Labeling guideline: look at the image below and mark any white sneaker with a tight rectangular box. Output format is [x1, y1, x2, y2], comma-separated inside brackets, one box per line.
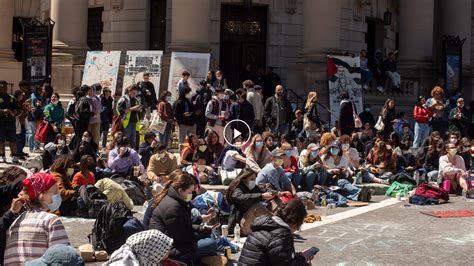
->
[376, 86, 384, 93]
[0, 156, 6, 163]
[12, 156, 20, 164]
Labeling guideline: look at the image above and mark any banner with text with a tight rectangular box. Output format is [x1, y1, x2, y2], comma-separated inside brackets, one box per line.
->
[122, 50, 163, 96]
[327, 55, 363, 126]
[82, 51, 121, 95]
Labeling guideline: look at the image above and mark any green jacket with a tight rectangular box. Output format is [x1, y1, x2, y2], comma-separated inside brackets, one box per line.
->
[43, 103, 65, 128]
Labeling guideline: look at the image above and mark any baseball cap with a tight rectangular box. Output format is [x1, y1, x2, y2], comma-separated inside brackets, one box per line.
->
[25, 244, 84, 266]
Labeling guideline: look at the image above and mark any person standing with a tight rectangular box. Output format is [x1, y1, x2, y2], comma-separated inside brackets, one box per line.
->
[177, 71, 191, 98]
[173, 87, 196, 145]
[100, 87, 114, 149]
[264, 85, 293, 135]
[137, 72, 158, 121]
[205, 88, 229, 145]
[413, 96, 433, 148]
[193, 80, 212, 138]
[0, 81, 19, 163]
[75, 85, 93, 147]
[157, 91, 174, 147]
[215, 70, 228, 91]
[87, 83, 102, 145]
[449, 98, 470, 137]
[264, 66, 281, 100]
[381, 99, 396, 139]
[338, 92, 357, 136]
[427, 86, 448, 138]
[27, 86, 44, 152]
[245, 81, 264, 134]
[359, 104, 375, 127]
[230, 88, 255, 136]
[117, 85, 142, 148]
[13, 90, 30, 159]
[43, 93, 64, 144]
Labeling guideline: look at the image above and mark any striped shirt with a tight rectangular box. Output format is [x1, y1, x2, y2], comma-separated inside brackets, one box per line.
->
[4, 209, 70, 265]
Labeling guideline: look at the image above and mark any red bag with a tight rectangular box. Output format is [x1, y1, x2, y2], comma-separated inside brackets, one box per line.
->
[111, 115, 123, 135]
[34, 120, 50, 144]
[414, 184, 449, 202]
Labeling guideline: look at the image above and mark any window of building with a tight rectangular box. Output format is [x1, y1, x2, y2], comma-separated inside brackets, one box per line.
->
[87, 7, 103, 50]
[149, 0, 167, 51]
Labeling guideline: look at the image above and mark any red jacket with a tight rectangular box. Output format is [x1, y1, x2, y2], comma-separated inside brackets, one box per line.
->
[413, 105, 433, 124]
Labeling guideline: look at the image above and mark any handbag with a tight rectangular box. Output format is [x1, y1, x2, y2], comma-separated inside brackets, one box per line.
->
[352, 102, 362, 129]
[34, 120, 50, 143]
[111, 114, 123, 135]
[374, 116, 385, 131]
[149, 111, 167, 134]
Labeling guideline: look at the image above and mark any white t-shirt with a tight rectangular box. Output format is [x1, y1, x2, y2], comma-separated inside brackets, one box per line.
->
[222, 150, 240, 170]
[343, 147, 360, 167]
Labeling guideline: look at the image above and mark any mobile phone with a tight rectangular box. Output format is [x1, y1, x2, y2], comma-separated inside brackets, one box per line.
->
[302, 247, 319, 259]
[100, 153, 108, 160]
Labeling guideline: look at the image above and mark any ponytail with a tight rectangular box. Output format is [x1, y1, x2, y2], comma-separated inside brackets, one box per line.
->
[152, 179, 173, 209]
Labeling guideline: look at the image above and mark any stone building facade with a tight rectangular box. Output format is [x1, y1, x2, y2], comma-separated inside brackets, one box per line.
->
[0, 0, 472, 122]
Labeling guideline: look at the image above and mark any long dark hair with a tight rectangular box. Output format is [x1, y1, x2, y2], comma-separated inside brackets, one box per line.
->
[152, 172, 195, 208]
[225, 168, 257, 204]
[276, 199, 307, 229]
[51, 157, 74, 176]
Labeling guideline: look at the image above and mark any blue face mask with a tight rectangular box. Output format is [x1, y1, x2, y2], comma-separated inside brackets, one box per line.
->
[255, 141, 264, 148]
[330, 148, 340, 155]
[223, 95, 230, 101]
[310, 150, 318, 158]
[285, 150, 293, 157]
[47, 194, 62, 212]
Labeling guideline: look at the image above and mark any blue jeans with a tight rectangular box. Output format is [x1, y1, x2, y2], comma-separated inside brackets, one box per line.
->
[16, 124, 26, 155]
[285, 171, 302, 189]
[27, 121, 40, 151]
[158, 123, 172, 147]
[413, 122, 431, 148]
[336, 179, 361, 201]
[124, 122, 137, 147]
[324, 191, 348, 207]
[305, 169, 327, 191]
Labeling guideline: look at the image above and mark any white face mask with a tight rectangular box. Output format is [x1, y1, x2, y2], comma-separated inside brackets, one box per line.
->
[247, 180, 256, 190]
[462, 147, 470, 153]
[341, 143, 350, 151]
[67, 168, 74, 177]
[51, 100, 59, 106]
[165, 96, 172, 102]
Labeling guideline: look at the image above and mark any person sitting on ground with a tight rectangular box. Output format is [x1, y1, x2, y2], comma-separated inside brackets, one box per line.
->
[397, 140, 417, 174]
[226, 168, 274, 236]
[281, 142, 302, 190]
[245, 134, 273, 172]
[298, 143, 327, 191]
[422, 139, 445, 184]
[422, 131, 442, 152]
[195, 138, 214, 165]
[263, 132, 277, 152]
[72, 133, 97, 164]
[147, 144, 179, 183]
[108, 137, 145, 177]
[95, 178, 134, 210]
[138, 131, 158, 169]
[149, 172, 218, 264]
[0, 166, 28, 215]
[340, 135, 360, 170]
[43, 134, 70, 170]
[458, 137, 472, 171]
[185, 153, 217, 185]
[319, 132, 337, 156]
[180, 133, 198, 165]
[439, 143, 471, 195]
[219, 136, 247, 170]
[206, 129, 224, 165]
[71, 155, 96, 189]
[256, 149, 297, 195]
[239, 199, 313, 265]
[79, 130, 99, 154]
[105, 230, 174, 266]
[362, 141, 396, 185]
[50, 157, 78, 216]
[4, 173, 70, 264]
[25, 244, 84, 266]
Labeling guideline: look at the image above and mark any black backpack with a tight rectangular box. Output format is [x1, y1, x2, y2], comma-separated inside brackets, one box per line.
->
[77, 185, 108, 218]
[89, 201, 133, 254]
[110, 175, 146, 206]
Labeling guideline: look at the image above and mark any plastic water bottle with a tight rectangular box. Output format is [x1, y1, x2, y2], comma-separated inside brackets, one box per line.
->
[403, 186, 408, 201]
[414, 171, 420, 186]
[234, 224, 241, 243]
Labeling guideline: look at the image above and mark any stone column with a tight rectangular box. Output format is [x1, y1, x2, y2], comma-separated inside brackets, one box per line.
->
[50, 0, 89, 59]
[398, 0, 435, 69]
[168, 0, 210, 52]
[0, 0, 15, 61]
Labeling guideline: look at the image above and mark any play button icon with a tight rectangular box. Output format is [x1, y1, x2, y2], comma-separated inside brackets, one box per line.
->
[223, 119, 251, 147]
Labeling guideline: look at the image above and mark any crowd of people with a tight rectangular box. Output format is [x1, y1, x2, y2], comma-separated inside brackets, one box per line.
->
[0, 66, 473, 265]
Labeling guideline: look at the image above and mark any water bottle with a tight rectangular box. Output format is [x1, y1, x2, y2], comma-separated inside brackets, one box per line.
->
[414, 171, 420, 186]
[234, 224, 241, 243]
[403, 186, 408, 201]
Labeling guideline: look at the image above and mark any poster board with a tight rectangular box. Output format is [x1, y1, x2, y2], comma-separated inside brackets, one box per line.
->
[122, 50, 163, 96]
[327, 55, 363, 126]
[168, 52, 211, 101]
[82, 51, 121, 95]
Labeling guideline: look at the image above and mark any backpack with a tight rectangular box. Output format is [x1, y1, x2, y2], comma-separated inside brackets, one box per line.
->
[89, 201, 141, 254]
[385, 181, 414, 197]
[77, 185, 108, 218]
[414, 184, 449, 202]
[110, 175, 146, 205]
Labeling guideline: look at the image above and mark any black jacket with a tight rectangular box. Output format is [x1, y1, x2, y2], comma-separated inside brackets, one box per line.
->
[339, 100, 356, 136]
[227, 181, 263, 233]
[230, 100, 255, 132]
[138, 141, 155, 169]
[239, 215, 306, 266]
[173, 98, 196, 126]
[100, 95, 114, 125]
[149, 187, 206, 258]
[359, 110, 375, 127]
[264, 95, 293, 128]
[0, 182, 23, 216]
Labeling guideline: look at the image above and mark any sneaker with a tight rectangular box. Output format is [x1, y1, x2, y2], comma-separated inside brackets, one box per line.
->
[12, 156, 20, 164]
[0, 156, 6, 163]
[376, 86, 384, 93]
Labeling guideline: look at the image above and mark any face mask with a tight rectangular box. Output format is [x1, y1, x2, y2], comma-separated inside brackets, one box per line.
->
[165, 96, 172, 102]
[341, 144, 350, 151]
[311, 150, 318, 158]
[448, 149, 457, 156]
[199, 145, 207, 152]
[184, 193, 193, 202]
[58, 140, 65, 146]
[462, 147, 470, 153]
[330, 148, 340, 155]
[47, 194, 62, 212]
[365, 108, 370, 112]
[82, 137, 91, 143]
[255, 141, 264, 148]
[67, 168, 74, 177]
[449, 138, 458, 144]
[274, 159, 284, 167]
[285, 150, 293, 157]
[218, 94, 225, 100]
[247, 180, 256, 190]
[51, 100, 58, 106]
[223, 95, 230, 101]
